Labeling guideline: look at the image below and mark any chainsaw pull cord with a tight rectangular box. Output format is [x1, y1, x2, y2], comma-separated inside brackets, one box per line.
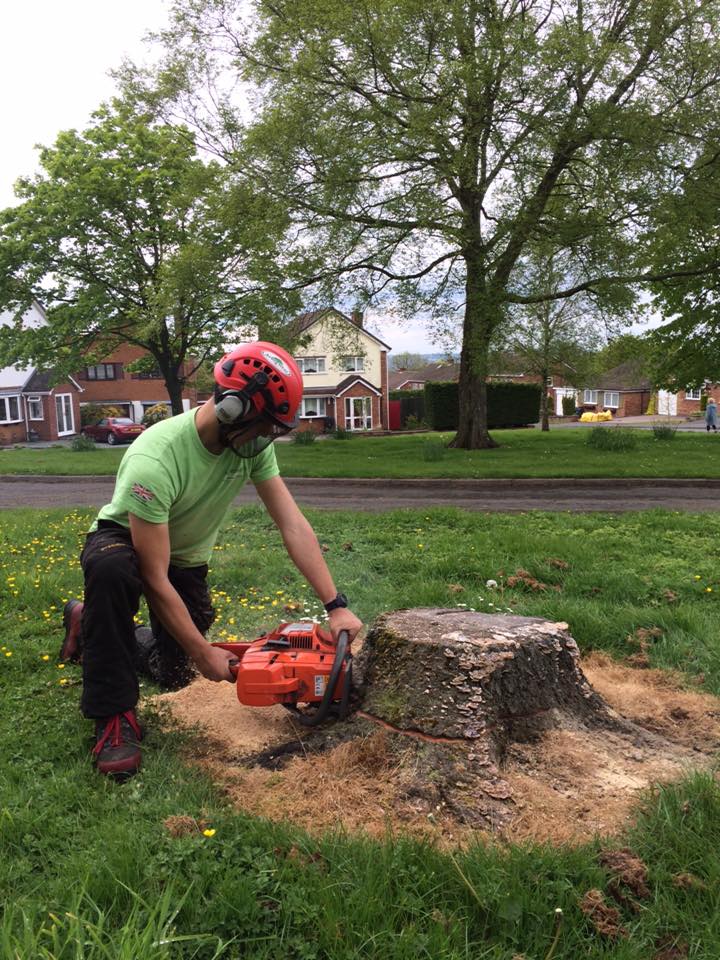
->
[285, 629, 351, 727]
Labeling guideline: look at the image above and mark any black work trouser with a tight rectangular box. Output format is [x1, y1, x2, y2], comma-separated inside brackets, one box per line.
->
[79, 521, 215, 719]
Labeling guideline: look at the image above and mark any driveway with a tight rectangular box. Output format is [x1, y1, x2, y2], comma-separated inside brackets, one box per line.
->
[1, 476, 719, 512]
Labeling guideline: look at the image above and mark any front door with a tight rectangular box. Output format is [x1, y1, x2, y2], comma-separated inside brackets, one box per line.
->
[657, 390, 677, 416]
[55, 394, 74, 436]
[345, 396, 372, 431]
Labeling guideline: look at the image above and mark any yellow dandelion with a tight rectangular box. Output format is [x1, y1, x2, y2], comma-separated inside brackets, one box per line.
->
[57, 663, 65, 670]
[59, 678, 68, 686]
[41, 654, 50, 661]
[5, 651, 12, 658]
[202, 828, 216, 838]
[706, 587, 713, 593]
[695, 575, 702, 580]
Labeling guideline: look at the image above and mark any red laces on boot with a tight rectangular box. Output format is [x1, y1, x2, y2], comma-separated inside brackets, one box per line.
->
[92, 711, 142, 756]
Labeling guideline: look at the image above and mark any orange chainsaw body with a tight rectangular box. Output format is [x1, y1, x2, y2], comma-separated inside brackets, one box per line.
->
[213, 621, 351, 709]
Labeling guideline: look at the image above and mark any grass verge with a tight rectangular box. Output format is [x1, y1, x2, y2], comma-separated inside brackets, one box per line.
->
[1, 506, 719, 957]
[1, 427, 720, 477]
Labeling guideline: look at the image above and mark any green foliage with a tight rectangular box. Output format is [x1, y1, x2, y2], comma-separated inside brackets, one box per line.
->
[79, 403, 106, 427]
[586, 427, 638, 451]
[292, 428, 317, 444]
[70, 434, 97, 452]
[139, 0, 720, 447]
[424, 381, 542, 430]
[562, 395, 577, 416]
[701, 395, 709, 412]
[142, 403, 170, 427]
[0, 97, 304, 414]
[652, 423, 679, 441]
[332, 427, 352, 440]
[388, 389, 423, 401]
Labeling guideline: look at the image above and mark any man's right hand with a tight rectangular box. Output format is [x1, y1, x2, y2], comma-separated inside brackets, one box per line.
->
[195, 643, 237, 683]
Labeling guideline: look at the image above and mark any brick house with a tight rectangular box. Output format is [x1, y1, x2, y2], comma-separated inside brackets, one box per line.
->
[74, 344, 203, 423]
[577, 362, 653, 417]
[656, 384, 720, 417]
[289, 308, 391, 432]
[0, 303, 84, 445]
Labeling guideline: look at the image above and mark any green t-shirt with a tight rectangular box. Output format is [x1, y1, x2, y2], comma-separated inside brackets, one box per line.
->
[92, 409, 279, 567]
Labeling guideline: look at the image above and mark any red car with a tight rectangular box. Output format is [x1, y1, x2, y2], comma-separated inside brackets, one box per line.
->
[82, 417, 145, 445]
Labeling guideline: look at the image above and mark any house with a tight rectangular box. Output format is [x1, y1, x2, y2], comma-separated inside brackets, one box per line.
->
[73, 343, 203, 423]
[289, 308, 391, 431]
[656, 385, 720, 417]
[389, 361, 460, 392]
[0, 303, 83, 446]
[577, 362, 653, 417]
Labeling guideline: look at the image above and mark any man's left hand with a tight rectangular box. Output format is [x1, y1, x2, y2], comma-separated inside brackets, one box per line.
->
[327, 607, 363, 644]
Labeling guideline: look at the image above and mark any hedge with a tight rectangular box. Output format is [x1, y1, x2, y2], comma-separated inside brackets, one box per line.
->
[424, 380, 543, 430]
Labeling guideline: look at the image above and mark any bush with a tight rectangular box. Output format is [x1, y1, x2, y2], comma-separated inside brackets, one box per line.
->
[71, 434, 97, 452]
[652, 422, 678, 441]
[292, 429, 317, 444]
[586, 426, 637, 451]
[333, 427, 352, 440]
[404, 414, 428, 430]
[142, 403, 170, 427]
[701, 395, 709, 412]
[424, 380, 542, 430]
[80, 403, 105, 427]
[562, 395, 577, 416]
[421, 439, 446, 461]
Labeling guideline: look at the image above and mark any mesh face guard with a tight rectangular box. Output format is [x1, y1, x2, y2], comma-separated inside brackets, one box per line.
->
[219, 415, 293, 458]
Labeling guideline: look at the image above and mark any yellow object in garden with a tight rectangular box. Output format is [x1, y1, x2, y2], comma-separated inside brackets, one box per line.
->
[580, 410, 613, 422]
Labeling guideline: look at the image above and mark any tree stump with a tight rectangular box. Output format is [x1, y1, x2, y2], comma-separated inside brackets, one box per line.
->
[352, 608, 640, 826]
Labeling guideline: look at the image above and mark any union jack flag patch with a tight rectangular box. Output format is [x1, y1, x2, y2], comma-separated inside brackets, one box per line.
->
[131, 482, 155, 503]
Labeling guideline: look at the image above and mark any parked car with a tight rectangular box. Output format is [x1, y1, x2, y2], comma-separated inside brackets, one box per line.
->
[82, 418, 145, 445]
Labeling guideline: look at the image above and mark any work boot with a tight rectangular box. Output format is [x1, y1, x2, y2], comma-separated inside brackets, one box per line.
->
[134, 625, 196, 690]
[92, 710, 143, 780]
[59, 599, 84, 663]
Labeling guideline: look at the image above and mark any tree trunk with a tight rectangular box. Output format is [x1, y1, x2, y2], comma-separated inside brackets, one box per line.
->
[352, 608, 639, 826]
[540, 364, 550, 431]
[450, 254, 499, 450]
[162, 366, 186, 416]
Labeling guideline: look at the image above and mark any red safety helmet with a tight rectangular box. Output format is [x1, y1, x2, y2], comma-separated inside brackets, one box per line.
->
[213, 341, 303, 429]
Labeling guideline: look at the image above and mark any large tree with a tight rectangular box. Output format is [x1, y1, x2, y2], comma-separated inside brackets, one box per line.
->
[0, 99, 303, 413]
[645, 141, 720, 389]
[130, 0, 720, 445]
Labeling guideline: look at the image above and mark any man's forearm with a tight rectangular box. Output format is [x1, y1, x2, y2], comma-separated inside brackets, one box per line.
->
[141, 577, 208, 660]
[279, 516, 337, 603]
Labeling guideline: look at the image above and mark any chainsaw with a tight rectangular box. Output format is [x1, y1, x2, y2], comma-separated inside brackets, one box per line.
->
[212, 622, 353, 727]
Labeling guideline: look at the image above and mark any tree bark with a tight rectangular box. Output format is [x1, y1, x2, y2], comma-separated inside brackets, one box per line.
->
[450, 253, 499, 449]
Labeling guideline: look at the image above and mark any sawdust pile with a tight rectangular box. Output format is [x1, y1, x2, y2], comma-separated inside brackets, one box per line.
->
[153, 652, 720, 846]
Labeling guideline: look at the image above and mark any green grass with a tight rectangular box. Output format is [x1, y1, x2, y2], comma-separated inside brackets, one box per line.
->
[2, 428, 720, 477]
[2, 506, 720, 957]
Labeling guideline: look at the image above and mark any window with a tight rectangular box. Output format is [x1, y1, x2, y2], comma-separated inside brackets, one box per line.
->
[296, 356, 326, 374]
[300, 397, 329, 418]
[342, 356, 364, 372]
[131, 368, 162, 380]
[27, 396, 43, 421]
[55, 394, 74, 435]
[685, 388, 702, 401]
[583, 389, 598, 404]
[603, 391, 620, 408]
[0, 395, 21, 424]
[86, 363, 117, 380]
[344, 396, 372, 430]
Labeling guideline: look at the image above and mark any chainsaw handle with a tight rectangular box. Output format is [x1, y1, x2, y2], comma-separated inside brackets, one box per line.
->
[228, 658, 240, 678]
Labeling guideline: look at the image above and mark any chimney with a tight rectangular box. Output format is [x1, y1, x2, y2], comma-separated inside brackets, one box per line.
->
[350, 309, 363, 328]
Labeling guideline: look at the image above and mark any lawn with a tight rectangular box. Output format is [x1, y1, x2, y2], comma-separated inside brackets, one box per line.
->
[1, 428, 720, 478]
[2, 505, 720, 957]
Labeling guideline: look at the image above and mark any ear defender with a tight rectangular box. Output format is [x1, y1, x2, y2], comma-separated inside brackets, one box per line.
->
[215, 392, 251, 424]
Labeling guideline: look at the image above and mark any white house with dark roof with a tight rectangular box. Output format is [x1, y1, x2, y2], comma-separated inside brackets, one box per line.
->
[0, 302, 83, 445]
[289, 308, 391, 431]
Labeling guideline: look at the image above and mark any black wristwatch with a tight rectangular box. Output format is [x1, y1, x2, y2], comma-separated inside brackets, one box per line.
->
[324, 592, 348, 613]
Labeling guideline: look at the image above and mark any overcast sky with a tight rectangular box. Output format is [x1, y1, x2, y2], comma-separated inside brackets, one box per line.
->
[0, 0, 446, 356]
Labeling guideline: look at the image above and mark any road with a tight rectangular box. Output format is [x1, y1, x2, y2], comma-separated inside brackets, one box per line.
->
[2, 475, 719, 512]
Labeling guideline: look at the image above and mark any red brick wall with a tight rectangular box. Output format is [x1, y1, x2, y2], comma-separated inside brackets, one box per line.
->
[338, 383, 382, 430]
[0, 383, 82, 446]
[74, 345, 200, 407]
